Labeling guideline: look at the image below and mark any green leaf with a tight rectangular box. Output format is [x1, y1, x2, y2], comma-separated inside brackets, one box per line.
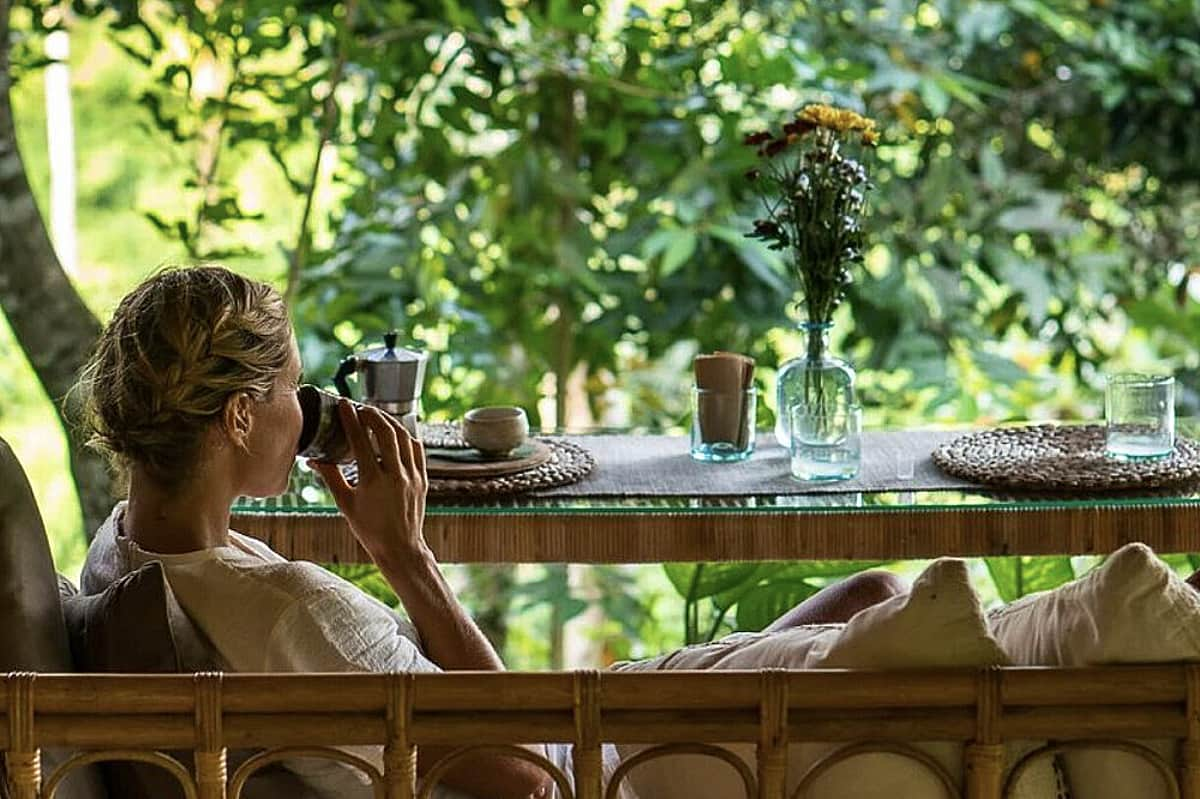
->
[918, 79, 950, 117]
[985, 245, 1054, 325]
[663, 563, 762, 602]
[707, 225, 792, 296]
[1010, 0, 1094, 43]
[641, 229, 675, 261]
[770, 561, 888, 579]
[994, 191, 1075, 234]
[735, 580, 820, 632]
[1162, 554, 1195, 576]
[711, 564, 783, 610]
[606, 123, 628, 157]
[985, 556, 1075, 603]
[933, 73, 984, 112]
[972, 350, 1030, 385]
[979, 146, 1006, 188]
[660, 230, 698, 277]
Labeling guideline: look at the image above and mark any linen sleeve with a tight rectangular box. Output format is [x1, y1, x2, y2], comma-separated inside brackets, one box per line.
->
[264, 582, 441, 674]
[261, 582, 448, 799]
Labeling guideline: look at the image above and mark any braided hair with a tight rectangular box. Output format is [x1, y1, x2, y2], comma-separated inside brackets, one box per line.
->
[77, 265, 292, 489]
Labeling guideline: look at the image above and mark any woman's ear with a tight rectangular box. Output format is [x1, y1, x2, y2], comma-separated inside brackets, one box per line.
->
[221, 392, 254, 451]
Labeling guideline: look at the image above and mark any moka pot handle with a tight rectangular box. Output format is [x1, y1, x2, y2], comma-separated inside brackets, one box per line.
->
[334, 356, 358, 399]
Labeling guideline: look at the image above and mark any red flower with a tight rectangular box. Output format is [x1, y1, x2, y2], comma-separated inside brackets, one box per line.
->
[753, 219, 781, 237]
[743, 131, 772, 146]
[783, 119, 816, 137]
[764, 137, 790, 157]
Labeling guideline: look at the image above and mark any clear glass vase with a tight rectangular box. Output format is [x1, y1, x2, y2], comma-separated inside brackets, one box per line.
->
[774, 322, 857, 449]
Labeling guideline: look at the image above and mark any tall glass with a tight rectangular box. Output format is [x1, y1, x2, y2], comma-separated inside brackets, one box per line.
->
[790, 403, 862, 481]
[1105, 373, 1174, 461]
[690, 387, 757, 462]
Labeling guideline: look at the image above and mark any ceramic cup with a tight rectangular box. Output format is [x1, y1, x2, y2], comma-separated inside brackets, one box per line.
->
[297, 384, 418, 464]
[297, 384, 359, 464]
[463, 406, 529, 457]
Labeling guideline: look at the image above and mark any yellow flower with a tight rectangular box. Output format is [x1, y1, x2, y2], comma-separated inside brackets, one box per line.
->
[861, 128, 880, 146]
[798, 104, 844, 130]
[798, 104, 878, 138]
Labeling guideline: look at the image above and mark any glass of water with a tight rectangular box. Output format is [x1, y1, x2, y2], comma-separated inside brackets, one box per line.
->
[1105, 373, 1175, 461]
[790, 403, 862, 482]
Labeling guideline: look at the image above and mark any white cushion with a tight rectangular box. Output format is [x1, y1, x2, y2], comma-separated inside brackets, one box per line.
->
[989, 542, 1196, 799]
[612, 559, 1060, 798]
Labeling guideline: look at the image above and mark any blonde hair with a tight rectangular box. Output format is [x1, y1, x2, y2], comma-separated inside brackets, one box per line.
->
[77, 265, 293, 487]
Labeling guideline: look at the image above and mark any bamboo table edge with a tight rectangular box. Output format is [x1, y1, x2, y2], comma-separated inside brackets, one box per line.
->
[231, 502, 1200, 563]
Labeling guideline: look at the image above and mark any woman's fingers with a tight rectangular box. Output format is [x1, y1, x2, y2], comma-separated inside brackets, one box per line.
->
[361, 407, 403, 476]
[411, 437, 428, 491]
[338, 399, 379, 477]
[377, 413, 422, 485]
[309, 460, 353, 506]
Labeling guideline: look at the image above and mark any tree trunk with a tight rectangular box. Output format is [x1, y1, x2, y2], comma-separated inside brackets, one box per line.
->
[0, 1, 113, 541]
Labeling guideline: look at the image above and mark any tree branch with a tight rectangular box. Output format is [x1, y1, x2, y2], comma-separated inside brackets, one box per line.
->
[285, 0, 358, 307]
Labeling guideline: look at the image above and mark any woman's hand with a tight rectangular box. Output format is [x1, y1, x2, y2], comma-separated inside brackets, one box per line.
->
[309, 400, 429, 567]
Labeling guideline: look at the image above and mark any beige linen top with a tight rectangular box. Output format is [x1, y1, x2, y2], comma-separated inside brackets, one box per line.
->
[80, 503, 464, 799]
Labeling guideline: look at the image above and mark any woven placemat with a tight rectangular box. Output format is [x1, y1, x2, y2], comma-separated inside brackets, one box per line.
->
[342, 422, 593, 497]
[932, 424, 1200, 492]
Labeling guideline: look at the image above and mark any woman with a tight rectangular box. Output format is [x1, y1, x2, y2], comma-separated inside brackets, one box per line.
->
[76, 266, 903, 799]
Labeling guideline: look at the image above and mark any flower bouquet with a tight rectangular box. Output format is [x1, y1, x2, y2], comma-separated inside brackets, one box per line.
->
[743, 104, 877, 477]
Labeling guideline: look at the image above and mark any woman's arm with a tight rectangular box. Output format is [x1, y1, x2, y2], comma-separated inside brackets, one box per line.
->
[311, 401, 550, 799]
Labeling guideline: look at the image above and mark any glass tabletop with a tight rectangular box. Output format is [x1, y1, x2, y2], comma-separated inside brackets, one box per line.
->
[234, 426, 1200, 518]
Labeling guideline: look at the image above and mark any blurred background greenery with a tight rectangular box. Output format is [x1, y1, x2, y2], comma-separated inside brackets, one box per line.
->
[1, 0, 1198, 668]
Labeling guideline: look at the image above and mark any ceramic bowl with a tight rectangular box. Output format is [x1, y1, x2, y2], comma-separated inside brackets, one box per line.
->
[462, 406, 529, 457]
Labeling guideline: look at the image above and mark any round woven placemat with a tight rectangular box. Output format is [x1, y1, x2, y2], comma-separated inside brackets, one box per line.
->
[363, 422, 593, 497]
[932, 424, 1200, 492]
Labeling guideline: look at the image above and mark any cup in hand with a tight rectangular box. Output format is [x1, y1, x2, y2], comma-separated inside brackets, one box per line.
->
[463, 406, 529, 457]
[690, 386, 756, 462]
[297, 385, 419, 464]
[296, 384, 357, 464]
[1105, 373, 1174, 461]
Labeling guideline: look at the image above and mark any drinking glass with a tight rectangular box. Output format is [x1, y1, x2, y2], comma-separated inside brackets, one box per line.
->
[690, 387, 757, 462]
[790, 404, 862, 481]
[1105, 373, 1174, 461]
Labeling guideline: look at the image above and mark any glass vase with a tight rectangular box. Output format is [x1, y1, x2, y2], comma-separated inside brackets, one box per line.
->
[774, 322, 857, 451]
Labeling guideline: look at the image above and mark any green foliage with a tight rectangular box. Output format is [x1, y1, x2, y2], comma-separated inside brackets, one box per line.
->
[667, 560, 885, 643]
[13, 0, 1194, 429]
[984, 556, 1077, 604]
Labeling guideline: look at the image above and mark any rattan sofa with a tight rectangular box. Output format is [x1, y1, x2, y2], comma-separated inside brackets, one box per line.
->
[3, 666, 1200, 798]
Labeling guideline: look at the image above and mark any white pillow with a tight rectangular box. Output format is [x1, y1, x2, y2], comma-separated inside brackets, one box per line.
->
[612, 559, 1060, 798]
[989, 542, 1198, 799]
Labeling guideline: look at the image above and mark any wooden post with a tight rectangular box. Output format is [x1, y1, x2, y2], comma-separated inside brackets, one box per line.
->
[573, 670, 603, 799]
[5, 673, 40, 799]
[757, 670, 787, 799]
[194, 672, 227, 799]
[965, 666, 1004, 799]
[385, 673, 418, 799]
[1181, 665, 1200, 799]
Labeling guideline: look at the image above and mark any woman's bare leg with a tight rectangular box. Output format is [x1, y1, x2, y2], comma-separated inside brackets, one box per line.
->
[764, 570, 908, 631]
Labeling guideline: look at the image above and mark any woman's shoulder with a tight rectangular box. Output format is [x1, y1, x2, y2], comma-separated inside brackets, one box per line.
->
[208, 542, 347, 601]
